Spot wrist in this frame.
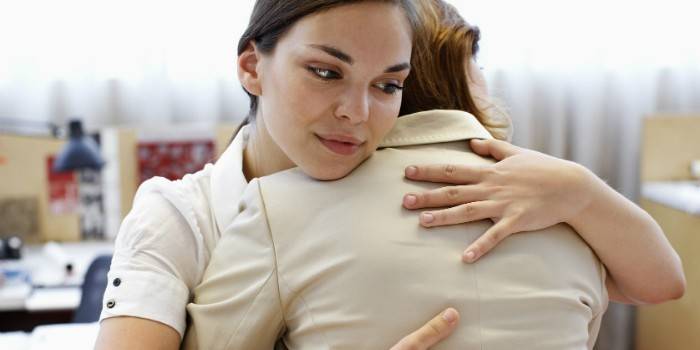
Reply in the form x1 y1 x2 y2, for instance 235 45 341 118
567 162 604 231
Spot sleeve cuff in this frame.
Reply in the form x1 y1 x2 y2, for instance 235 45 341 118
99 269 190 338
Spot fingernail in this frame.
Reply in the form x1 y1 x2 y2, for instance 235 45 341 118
420 212 434 224
463 250 476 263
404 195 417 206
442 308 458 324
405 166 417 177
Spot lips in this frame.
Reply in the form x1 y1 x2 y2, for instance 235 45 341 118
316 133 364 156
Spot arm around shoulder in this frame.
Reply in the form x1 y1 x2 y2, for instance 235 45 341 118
568 164 686 305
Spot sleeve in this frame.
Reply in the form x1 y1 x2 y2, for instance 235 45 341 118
183 179 285 350
99 181 203 339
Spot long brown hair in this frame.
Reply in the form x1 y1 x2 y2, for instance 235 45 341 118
400 0 512 140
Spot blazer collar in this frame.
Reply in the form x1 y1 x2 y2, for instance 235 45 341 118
211 110 491 233
379 110 493 148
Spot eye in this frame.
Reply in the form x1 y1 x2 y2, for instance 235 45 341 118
375 82 404 95
307 66 341 80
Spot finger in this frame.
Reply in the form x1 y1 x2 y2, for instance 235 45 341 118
462 217 517 263
403 185 486 209
419 201 501 227
405 164 484 184
469 139 520 161
389 308 460 350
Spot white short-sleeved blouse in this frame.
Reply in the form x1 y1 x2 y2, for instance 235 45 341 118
98 126 249 338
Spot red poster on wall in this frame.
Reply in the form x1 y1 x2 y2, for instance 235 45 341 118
137 140 215 184
46 156 78 215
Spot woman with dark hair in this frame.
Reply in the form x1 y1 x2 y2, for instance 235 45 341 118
96 0 684 348
97 1 458 349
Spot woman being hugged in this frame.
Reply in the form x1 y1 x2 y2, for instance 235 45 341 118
402 0 685 306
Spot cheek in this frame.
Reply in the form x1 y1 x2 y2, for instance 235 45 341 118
265 65 302 112
369 102 400 143
262 69 318 138
271 70 337 127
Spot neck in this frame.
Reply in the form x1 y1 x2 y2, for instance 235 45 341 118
242 117 295 182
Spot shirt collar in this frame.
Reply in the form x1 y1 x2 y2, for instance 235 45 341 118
211 110 491 232
210 125 249 235
379 109 493 148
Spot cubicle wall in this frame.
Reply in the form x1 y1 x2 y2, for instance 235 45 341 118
0 123 239 243
0 134 80 242
640 115 700 182
636 114 700 350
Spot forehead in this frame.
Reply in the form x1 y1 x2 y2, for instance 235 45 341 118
276 2 413 66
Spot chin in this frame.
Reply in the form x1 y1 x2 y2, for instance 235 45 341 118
305 167 354 181
301 162 357 181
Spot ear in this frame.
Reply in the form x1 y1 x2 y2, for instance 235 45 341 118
466 58 488 97
237 42 262 96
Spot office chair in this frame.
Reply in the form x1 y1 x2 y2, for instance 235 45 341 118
72 254 112 323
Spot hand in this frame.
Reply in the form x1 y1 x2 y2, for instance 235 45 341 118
389 308 460 350
402 138 596 263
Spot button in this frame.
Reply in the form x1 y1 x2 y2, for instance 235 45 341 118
113 278 121 287
106 299 116 308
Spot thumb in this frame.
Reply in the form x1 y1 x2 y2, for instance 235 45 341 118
469 139 519 161
389 308 460 350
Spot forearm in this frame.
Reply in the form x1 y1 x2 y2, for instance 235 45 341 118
95 317 181 350
568 166 686 304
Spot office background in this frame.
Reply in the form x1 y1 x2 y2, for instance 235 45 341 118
1 1 699 349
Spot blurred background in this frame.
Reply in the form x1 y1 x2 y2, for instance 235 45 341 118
1 0 698 349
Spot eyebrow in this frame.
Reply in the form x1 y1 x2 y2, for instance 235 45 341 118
308 44 411 73
384 62 411 73
309 44 353 64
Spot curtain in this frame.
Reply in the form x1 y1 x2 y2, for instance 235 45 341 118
0 0 254 131
460 0 700 198
2 1 699 349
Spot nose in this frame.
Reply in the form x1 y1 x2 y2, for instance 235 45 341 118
334 85 370 124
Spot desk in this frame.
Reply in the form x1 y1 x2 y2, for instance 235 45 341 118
0 322 99 350
641 181 700 215
0 286 81 313
0 241 113 331
636 183 700 350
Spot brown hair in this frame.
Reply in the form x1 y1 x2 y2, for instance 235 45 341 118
400 0 512 140
233 0 420 136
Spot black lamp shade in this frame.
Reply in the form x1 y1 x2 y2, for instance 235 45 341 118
53 120 105 172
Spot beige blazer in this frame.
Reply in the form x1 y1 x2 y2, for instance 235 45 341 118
184 110 608 350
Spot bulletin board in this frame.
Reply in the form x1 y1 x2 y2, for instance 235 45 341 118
102 123 240 226
0 134 80 242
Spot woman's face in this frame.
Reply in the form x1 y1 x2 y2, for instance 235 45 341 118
246 2 413 180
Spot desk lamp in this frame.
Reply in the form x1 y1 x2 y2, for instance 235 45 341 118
53 120 104 172
53 119 106 239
